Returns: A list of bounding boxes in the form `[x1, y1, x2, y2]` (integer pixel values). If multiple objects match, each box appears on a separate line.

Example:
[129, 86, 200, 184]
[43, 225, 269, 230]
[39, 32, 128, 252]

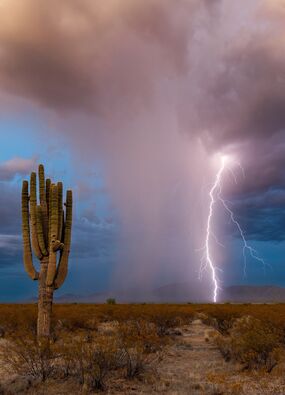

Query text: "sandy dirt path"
[1, 319, 285, 394]
[119, 318, 285, 394]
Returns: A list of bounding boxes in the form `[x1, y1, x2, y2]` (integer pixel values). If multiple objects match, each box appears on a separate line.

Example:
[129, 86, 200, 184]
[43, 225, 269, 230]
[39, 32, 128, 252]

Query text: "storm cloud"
[0, 0, 285, 296]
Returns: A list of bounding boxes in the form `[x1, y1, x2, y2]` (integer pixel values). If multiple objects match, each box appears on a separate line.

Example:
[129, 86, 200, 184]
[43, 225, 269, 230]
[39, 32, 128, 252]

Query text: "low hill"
[47, 283, 285, 303]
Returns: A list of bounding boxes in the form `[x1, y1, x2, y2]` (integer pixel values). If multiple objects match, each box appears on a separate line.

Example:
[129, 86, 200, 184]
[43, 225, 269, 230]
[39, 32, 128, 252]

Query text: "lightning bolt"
[200, 155, 266, 303]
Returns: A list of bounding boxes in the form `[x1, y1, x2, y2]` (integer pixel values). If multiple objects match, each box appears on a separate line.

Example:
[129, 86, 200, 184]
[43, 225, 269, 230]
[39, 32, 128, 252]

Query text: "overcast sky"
[0, 0, 285, 301]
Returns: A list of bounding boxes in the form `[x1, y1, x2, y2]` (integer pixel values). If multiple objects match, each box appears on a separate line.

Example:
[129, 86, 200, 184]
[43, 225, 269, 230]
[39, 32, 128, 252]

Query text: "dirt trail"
[155, 318, 228, 394]
[123, 318, 285, 395]
[1, 319, 285, 394]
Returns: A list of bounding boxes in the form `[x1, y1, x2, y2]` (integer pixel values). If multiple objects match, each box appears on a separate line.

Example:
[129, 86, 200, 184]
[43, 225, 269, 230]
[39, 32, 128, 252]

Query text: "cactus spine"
[21, 164, 72, 338]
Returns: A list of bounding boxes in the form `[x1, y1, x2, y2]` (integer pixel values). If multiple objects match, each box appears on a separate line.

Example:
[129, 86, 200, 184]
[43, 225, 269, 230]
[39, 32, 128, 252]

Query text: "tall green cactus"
[21, 164, 73, 338]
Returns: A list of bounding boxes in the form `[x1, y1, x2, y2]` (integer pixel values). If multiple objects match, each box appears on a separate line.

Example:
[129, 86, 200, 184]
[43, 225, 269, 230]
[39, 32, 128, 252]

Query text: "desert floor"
[0, 305, 284, 394]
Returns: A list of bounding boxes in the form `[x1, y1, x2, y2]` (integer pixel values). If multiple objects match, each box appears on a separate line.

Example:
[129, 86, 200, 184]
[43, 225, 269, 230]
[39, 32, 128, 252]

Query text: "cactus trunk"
[37, 257, 54, 338]
[21, 164, 73, 339]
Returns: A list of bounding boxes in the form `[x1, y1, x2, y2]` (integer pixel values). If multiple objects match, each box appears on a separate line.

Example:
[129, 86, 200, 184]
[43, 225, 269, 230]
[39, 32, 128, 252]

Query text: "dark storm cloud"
[0, 1, 283, 145]
[0, 0, 199, 113]
[0, 248, 21, 268]
[72, 217, 117, 259]
[224, 188, 285, 242]
[1, 0, 284, 150]
[0, 181, 22, 268]
[0, 234, 21, 251]
[0, 182, 20, 234]
[1, 0, 285, 293]
[0, 1, 94, 110]
[0, 235, 22, 268]
[189, 4, 285, 243]
[220, 131, 285, 242]
[205, 41, 285, 147]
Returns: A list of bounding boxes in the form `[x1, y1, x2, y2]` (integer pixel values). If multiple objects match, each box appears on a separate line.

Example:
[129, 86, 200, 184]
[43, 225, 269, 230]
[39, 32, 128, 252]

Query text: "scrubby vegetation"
[0, 303, 285, 393]
[1, 302, 284, 337]
[0, 304, 192, 393]
[215, 316, 283, 371]
[106, 298, 116, 305]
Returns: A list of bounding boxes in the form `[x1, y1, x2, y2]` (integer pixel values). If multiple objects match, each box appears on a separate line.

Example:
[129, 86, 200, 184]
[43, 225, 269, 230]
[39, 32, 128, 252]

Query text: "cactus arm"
[61, 211, 65, 242]
[57, 182, 63, 241]
[54, 190, 72, 289]
[46, 185, 59, 286]
[46, 178, 51, 246]
[46, 178, 51, 213]
[48, 182, 54, 247]
[38, 164, 45, 205]
[21, 180, 39, 280]
[36, 205, 48, 256]
[30, 172, 43, 260]
[38, 165, 49, 246]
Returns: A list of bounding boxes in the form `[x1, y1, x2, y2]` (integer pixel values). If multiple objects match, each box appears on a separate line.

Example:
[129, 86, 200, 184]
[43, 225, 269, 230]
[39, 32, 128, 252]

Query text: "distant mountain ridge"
[39, 284, 285, 303]
[221, 285, 285, 303]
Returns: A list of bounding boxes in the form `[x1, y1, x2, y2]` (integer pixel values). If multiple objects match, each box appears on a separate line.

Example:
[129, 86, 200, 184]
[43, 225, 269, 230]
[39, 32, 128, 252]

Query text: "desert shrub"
[106, 298, 116, 305]
[119, 346, 160, 379]
[216, 316, 282, 371]
[118, 345, 145, 379]
[58, 335, 120, 391]
[2, 303, 285, 334]
[149, 313, 182, 337]
[1, 334, 55, 382]
[56, 321, 161, 387]
[118, 320, 162, 352]
[117, 320, 161, 378]
[52, 316, 98, 338]
[201, 307, 241, 335]
[204, 314, 235, 335]
[0, 306, 37, 337]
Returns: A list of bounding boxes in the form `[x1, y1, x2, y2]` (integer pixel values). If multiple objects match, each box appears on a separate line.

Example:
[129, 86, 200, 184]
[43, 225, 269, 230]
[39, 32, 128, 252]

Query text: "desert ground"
[0, 304, 284, 394]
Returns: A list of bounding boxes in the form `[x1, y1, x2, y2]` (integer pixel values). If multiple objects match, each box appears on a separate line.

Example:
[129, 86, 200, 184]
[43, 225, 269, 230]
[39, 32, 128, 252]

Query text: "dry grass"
[0, 303, 284, 337]
[215, 315, 283, 371]
[0, 303, 285, 393]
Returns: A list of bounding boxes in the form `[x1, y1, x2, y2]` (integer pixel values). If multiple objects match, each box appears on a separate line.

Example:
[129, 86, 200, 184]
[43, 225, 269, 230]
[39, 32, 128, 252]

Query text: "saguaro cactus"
[21, 164, 72, 338]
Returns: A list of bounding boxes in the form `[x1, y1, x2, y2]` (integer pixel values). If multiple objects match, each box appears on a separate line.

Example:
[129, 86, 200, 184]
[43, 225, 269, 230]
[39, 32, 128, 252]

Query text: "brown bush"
[57, 335, 120, 391]
[197, 303, 285, 338]
[216, 316, 283, 371]
[1, 334, 55, 382]
[118, 320, 161, 351]
[1, 332, 121, 391]
[117, 320, 162, 378]
[1, 303, 285, 335]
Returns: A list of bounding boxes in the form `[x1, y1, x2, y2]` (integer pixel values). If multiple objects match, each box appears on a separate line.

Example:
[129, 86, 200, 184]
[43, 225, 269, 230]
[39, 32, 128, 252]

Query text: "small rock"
[195, 312, 208, 321]
[192, 319, 203, 325]
[204, 329, 219, 342]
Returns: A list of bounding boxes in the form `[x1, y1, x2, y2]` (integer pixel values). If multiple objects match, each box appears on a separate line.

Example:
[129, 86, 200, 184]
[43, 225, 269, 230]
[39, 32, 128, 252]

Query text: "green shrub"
[106, 298, 116, 305]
